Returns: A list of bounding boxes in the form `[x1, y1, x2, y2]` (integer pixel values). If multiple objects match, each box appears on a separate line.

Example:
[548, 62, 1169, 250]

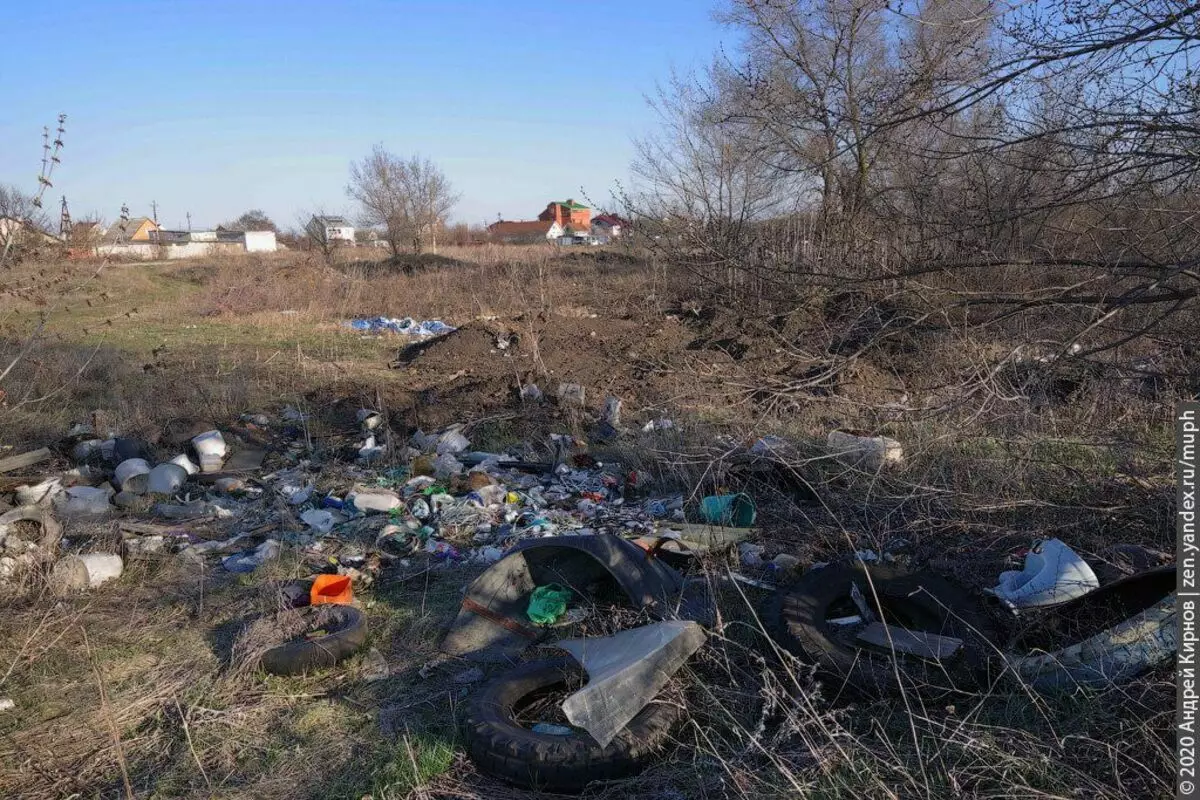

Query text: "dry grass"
[0, 245, 1183, 798]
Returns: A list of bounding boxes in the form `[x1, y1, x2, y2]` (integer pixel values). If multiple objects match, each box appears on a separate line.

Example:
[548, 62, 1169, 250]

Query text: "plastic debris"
[191, 430, 228, 473]
[301, 509, 336, 534]
[990, 538, 1099, 609]
[345, 317, 456, 336]
[699, 493, 756, 527]
[50, 553, 124, 592]
[827, 429, 903, 470]
[558, 620, 707, 747]
[348, 486, 402, 513]
[557, 383, 586, 408]
[527, 583, 574, 625]
[53, 486, 113, 517]
[222, 539, 281, 573]
[531, 722, 573, 736]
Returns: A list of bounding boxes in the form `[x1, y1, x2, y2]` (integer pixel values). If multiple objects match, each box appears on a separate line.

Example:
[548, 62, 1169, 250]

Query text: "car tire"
[259, 605, 368, 676]
[462, 657, 681, 792]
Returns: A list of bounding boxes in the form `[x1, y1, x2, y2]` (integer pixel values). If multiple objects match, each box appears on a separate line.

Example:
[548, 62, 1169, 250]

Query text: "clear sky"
[0, 1, 727, 230]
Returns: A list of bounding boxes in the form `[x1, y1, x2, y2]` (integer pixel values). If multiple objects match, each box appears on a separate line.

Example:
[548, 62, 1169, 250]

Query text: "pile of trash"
[344, 317, 456, 337]
[0, 405, 1179, 793]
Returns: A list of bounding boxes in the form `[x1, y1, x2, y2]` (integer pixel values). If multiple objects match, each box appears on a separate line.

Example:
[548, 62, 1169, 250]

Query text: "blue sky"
[0, 1, 727, 230]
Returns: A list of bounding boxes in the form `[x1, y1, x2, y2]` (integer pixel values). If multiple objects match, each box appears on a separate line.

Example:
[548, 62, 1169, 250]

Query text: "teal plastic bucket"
[699, 493, 756, 527]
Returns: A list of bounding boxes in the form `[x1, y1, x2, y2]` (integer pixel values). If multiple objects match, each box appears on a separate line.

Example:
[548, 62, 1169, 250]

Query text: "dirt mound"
[343, 252, 465, 276]
[388, 313, 738, 426]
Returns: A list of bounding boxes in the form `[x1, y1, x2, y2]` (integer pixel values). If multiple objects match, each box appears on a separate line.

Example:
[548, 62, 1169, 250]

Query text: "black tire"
[462, 657, 682, 792]
[770, 562, 1000, 696]
[260, 605, 368, 676]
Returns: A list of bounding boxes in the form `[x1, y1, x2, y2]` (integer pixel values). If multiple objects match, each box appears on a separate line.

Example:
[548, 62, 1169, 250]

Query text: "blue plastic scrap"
[345, 317, 456, 336]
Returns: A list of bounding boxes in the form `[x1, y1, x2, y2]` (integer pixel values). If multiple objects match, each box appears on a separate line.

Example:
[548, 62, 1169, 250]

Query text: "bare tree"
[346, 146, 460, 255]
[223, 209, 279, 232]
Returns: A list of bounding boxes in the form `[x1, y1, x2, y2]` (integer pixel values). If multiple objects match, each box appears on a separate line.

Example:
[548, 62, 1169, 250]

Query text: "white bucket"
[146, 463, 188, 495]
[114, 458, 152, 494]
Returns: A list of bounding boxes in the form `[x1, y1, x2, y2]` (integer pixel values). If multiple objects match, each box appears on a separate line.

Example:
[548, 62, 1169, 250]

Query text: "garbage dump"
[0, 404, 1180, 794]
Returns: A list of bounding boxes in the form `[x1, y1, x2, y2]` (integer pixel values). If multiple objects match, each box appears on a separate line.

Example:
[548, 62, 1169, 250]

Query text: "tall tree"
[346, 146, 460, 254]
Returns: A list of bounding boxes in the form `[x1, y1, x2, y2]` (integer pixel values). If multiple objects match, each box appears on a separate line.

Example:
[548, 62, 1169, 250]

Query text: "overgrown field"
[0, 246, 1183, 799]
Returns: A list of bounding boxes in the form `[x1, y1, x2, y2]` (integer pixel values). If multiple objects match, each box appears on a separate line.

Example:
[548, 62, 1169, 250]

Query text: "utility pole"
[150, 200, 158, 224]
[186, 212, 192, 232]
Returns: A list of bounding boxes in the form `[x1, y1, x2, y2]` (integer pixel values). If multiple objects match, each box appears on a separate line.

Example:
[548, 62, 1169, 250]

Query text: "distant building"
[95, 225, 277, 260]
[538, 199, 591, 230]
[101, 216, 159, 244]
[487, 220, 564, 244]
[307, 215, 355, 245]
[591, 213, 627, 238]
[0, 216, 60, 247]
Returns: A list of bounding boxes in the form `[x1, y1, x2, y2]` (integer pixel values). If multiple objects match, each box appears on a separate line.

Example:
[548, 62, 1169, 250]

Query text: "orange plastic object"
[310, 574, 353, 606]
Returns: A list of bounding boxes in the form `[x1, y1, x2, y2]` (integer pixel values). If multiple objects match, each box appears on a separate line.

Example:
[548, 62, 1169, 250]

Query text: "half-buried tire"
[462, 657, 681, 792]
[260, 605, 367, 676]
[770, 562, 1000, 696]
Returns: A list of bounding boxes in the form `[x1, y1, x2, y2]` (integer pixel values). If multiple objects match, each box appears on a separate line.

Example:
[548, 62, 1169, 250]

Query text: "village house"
[307, 215, 356, 245]
[538, 199, 591, 232]
[487, 219, 564, 244]
[591, 213, 627, 239]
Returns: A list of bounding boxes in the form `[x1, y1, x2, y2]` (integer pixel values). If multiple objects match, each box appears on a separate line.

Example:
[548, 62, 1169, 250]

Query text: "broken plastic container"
[15, 477, 63, 506]
[310, 574, 353, 606]
[50, 552, 123, 592]
[699, 493, 757, 527]
[53, 485, 113, 517]
[990, 538, 1099, 609]
[113, 458, 152, 494]
[170, 453, 200, 475]
[146, 463, 188, 495]
[191, 430, 227, 473]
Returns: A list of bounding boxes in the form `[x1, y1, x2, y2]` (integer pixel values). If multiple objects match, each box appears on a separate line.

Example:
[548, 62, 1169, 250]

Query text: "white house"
[308, 215, 356, 245]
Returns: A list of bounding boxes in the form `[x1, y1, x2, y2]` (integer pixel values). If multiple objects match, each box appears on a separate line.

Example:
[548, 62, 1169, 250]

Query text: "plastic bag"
[527, 583, 573, 625]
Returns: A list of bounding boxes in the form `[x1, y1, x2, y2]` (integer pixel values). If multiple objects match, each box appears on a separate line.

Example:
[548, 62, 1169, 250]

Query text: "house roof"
[101, 217, 156, 244]
[551, 199, 589, 210]
[488, 220, 557, 236]
[313, 215, 350, 226]
[592, 214, 627, 227]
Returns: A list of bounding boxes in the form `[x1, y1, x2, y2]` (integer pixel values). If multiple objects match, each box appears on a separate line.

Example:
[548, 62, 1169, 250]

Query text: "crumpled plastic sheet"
[557, 620, 706, 747]
[345, 317, 456, 336]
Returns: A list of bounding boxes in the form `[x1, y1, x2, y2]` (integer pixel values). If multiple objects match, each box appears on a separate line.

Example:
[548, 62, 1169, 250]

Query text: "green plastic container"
[699, 493, 756, 527]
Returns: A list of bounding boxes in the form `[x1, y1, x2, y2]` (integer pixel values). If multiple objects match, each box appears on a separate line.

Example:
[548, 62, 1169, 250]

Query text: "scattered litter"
[527, 583, 574, 625]
[50, 552, 124, 592]
[990, 538, 1099, 609]
[699, 493, 756, 527]
[53, 486, 113, 517]
[191, 430, 227, 473]
[557, 382, 586, 408]
[222, 539, 281, 573]
[300, 509, 335, 534]
[0, 698, 13, 712]
[345, 317, 456, 336]
[827, 429, 904, 470]
[114, 458, 152, 494]
[558, 620, 706, 747]
[531, 722, 573, 736]
[15, 477, 63, 506]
